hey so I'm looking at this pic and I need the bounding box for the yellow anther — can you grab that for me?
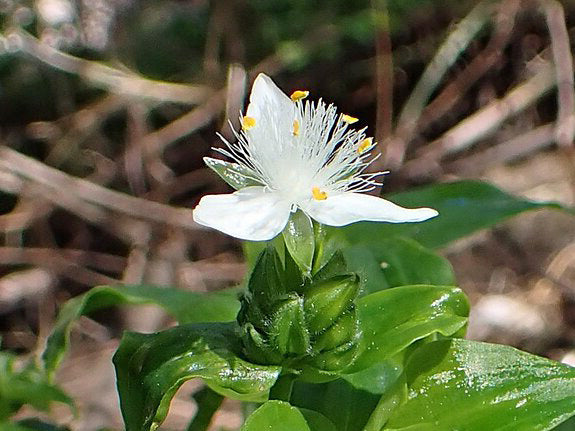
[290,90,309,102]
[312,186,328,201]
[358,137,373,154]
[293,119,300,136]
[242,116,256,130]
[342,114,359,124]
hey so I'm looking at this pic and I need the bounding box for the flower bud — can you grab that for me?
[241,323,284,365]
[313,309,359,352]
[311,339,360,371]
[238,247,362,374]
[268,295,311,356]
[248,249,286,314]
[303,274,360,334]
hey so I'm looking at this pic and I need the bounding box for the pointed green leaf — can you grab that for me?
[337,180,569,249]
[343,358,404,394]
[42,285,240,378]
[385,339,575,431]
[363,370,407,431]
[351,285,469,371]
[204,157,262,189]
[283,210,315,275]
[113,323,281,431]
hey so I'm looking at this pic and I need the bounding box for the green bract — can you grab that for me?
[237,247,361,375]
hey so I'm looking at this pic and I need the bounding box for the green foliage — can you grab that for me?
[353,285,469,371]
[343,237,455,294]
[0,351,72,421]
[385,339,575,430]
[282,210,315,275]
[42,285,240,378]
[113,323,281,431]
[337,180,568,249]
[241,400,336,431]
[291,379,382,431]
[34,180,575,431]
[4,419,71,431]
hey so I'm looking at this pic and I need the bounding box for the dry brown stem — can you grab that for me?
[0,247,119,285]
[384,0,496,169]
[0,146,202,231]
[13,29,212,105]
[404,62,556,178]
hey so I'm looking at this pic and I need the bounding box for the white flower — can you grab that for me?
[193,73,438,241]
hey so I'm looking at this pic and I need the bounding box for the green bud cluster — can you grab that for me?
[237,247,361,375]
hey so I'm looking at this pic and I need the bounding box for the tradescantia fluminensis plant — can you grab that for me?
[29,74,575,431]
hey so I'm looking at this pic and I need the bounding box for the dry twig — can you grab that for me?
[0,146,201,231]
[404,62,556,178]
[13,29,212,105]
[384,0,496,168]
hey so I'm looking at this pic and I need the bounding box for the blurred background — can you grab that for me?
[1,0,575,429]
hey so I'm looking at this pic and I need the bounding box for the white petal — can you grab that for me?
[301,192,438,227]
[246,73,294,119]
[245,74,295,145]
[193,186,292,241]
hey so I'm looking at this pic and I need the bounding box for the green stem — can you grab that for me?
[186,386,224,431]
[269,373,296,402]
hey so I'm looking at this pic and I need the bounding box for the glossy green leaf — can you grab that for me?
[291,379,381,431]
[0,352,73,420]
[204,157,262,189]
[385,339,575,431]
[364,373,407,431]
[113,322,281,431]
[343,358,403,394]
[42,284,240,377]
[344,237,454,294]
[282,210,315,275]
[351,285,469,371]
[241,401,323,431]
[336,180,568,249]
[342,245,387,294]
